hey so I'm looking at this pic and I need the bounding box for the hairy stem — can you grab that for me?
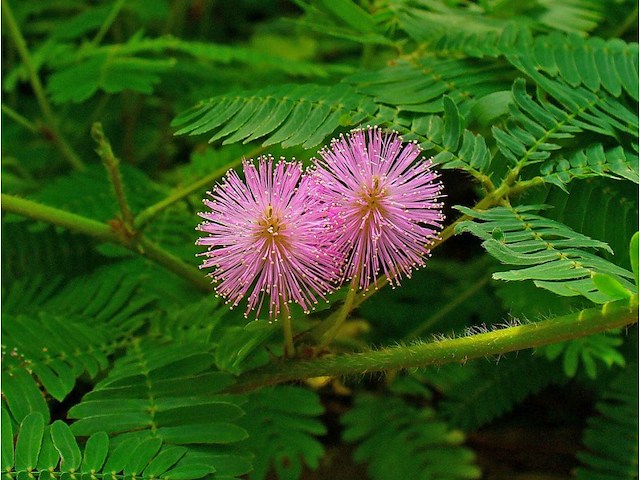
[133,146,265,229]
[229,295,638,393]
[1,194,210,292]
[1,0,85,171]
[91,123,135,228]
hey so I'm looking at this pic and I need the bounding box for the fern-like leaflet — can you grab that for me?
[1,410,221,480]
[342,394,480,480]
[455,204,636,303]
[575,363,638,479]
[238,386,326,480]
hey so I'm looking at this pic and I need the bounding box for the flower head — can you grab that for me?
[196,156,342,320]
[312,126,444,290]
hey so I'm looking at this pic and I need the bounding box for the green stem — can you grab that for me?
[317,276,360,349]
[133,146,264,229]
[90,0,126,47]
[91,122,135,228]
[611,4,638,38]
[1,103,38,133]
[1,194,210,292]
[282,315,295,358]
[405,275,491,341]
[1,0,85,171]
[2,194,121,242]
[229,295,638,393]
[136,236,211,291]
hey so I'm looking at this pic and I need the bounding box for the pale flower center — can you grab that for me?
[257,204,286,241]
[359,176,387,212]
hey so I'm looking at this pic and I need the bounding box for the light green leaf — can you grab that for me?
[592,273,633,300]
[319,0,377,33]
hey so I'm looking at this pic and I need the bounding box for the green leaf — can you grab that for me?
[318,0,377,33]
[576,363,638,479]
[36,427,59,471]
[541,333,625,380]
[440,355,566,430]
[142,447,188,478]
[125,438,163,475]
[102,438,141,474]
[343,394,480,480]
[630,232,639,286]
[173,84,376,149]
[540,145,639,191]
[239,386,326,480]
[162,463,215,480]
[47,54,175,103]
[592,273,633,300]
[157,424,248,444]
[68,340,247,476]
[1,408,14,470]
[50,421,81,472]
[14,412,45,471]
[442,96,462,151]
[81,432,109,473]
[455,205,637,303]
[1,369,50,424]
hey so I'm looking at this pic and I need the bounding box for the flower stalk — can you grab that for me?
[282,315,295,358]
[316,276,360,349]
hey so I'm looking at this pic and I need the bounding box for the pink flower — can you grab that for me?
[196,156,342,320]
[312,127,444,290]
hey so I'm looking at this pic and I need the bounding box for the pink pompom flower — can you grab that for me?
[196,156,343,320]
[312,126,445,290]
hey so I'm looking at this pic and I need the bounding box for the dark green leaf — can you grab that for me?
[81,432,109,473]
[50,421,81,472]
[15,412,45,471]
[1,408,14,470]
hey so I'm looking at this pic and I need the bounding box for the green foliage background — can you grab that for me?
[2,1,638,479]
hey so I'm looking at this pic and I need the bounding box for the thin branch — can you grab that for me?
[1,194,211,292]
[1,0,86,171]
[1,103,38,134]
[2,194,121,243]
[90,0,126,47]
[404,275,491,341]
[316,275,361,348]
[229,295,638,393]
[133,146,265,229]
[91,122,135,228]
